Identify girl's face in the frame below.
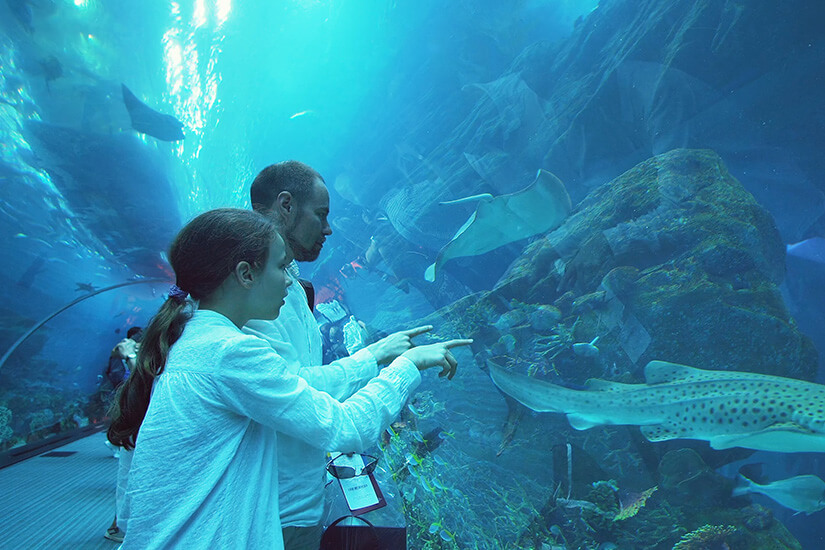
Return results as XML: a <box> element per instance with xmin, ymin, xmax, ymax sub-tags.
<box><xmin>250</xmin><ymin>235</ymin><xmax>292</xmax><ymax>320</ymax></box>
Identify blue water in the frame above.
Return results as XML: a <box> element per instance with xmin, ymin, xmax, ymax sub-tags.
<box><xmin>1</xmin><ymin>1</ymin><xmax>824</xmax><ymax>548</ymax></box>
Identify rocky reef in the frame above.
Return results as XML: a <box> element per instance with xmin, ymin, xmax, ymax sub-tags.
<box><xmin>411</xmin><ymin>149</ymin><xmax>815</xmax><ymax>549</ymax></box>
<box><xmin>439</xmin><ymin>149</ymin><xmax>817</xmax><ymax>383</ymax></box>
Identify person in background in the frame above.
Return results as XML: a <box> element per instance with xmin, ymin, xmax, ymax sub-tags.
<box><xmin>106</xmin><ymin>208</ymin><xmax>470</xmax><ymax>549</ymax></box>
<box><xmin>104</xmin><ymin>326</ymin><xmax>142</xmax><ymax>394</ymax></box>
<box><xmin>247</xmin><ymin>161</ymin><xmax>439</xmax><ymax>549</ymax></box>
<box><xmin>103</xmin><ymin>326</ymin><xmax>142</xmax><ymax>543</ymax></box>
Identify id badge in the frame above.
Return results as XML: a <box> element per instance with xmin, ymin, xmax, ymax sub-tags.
<box><xmin>333</xmin><ymin>454</ymin><xmax>387</xmax><ymax>515</ymax></box>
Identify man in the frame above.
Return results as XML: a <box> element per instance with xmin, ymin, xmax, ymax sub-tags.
<box><xmin>244</xmin><ymin>161</ymin><xmax>430</xmax><ymax>550</ymax></box>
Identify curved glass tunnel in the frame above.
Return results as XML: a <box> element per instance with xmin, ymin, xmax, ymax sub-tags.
<box><xmin>0</xmin><ymin>1</ymin><xmax>824</xmax><ymax>548</ymax></box>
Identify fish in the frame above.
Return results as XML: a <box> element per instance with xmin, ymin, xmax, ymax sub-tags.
<box><xmin>488</xmin><ymin>359</ymin><xmax>825</xmax><ymax>453</ymax></box>
<box><xmin>733</xmin><ymin>472</ymin><xmax>825</xmax><ymax>514</ymax></box>
<box><xmin>786</xmin><ymin>237</ymin><xmax>825</xmax><ymax>264</ymax></box>
<box><xmin>75</xmin><ymin>282</ymin><xmax>97</xmax><ymax>293</ymax></box>
<box><xmin>39</xmin><ymin>55</ymin><xmax>62</xmax><ymax>90</ymax></box>
<box><xmin>424</xmin><ymin>169</ymin><xmax>571</xmax><ymax>281</ymax></box>
<box><xmin>289</xmin><ymin>110</ymin><xmax>314</xmax><ymax>119</ymax></box>
<box><xmin>16</xmin><ymin>255</ymin><xmax>47</xmax><ymax>288</ymax></box>
<box><xmin>121</xmin><ymin>84</ymin><xmax>185</xmax><ymax>141</ymax></box>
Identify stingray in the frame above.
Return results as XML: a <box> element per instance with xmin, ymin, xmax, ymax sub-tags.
<box><xmin>489</xmin><ymin>359</ymin><xmax>825</xmax><ymax>453</ymax></box>
<box><xmin>424</xmin><ymin>169</ymin><xmax>571</xmax><ymax>281</ymax></box>
<box><xmin>121</xmin><ymin>84</ymin><xmax>185</xmax><ymax>141</ymax></box>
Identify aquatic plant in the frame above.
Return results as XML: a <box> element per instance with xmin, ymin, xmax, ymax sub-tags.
<box><xmin>381</xmin><ymin>423</ymin><xmax>543</xmax><ymax>549</ymax></box>
<box><xmin>672</xmin><ymin>524</ymin><xmax>738</xmax><ymax>550</ymax></box>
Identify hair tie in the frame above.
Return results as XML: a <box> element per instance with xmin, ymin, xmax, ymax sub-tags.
<box><xmin>169</xmin><ymin>284</ymin><xmax>188</xmax><ymax>304</ymax></box>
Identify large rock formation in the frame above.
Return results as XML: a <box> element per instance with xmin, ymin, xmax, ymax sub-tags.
<box><xmin>399</xmin><ymin>149</ymin><xmax>814</xmax><ymax>549</ymax></box>
<box><xmin>437</xmin><ymin>149</ymin><xmax>817</xmax><ymax>385</ymax></box>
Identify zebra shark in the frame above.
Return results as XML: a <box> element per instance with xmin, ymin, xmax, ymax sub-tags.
<box><xmin>488</xmin><ymin>359</ymin><xmax>825</xmax><ymax>453</ymax></box>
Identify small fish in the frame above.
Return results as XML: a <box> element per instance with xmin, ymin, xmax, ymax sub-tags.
<box><xmin>418</xmin><ymin>477</ymin><xmax>432</xmax><ymax>491</ymax></box>
<box><xmin>289</xmin><ymin>110</ymin><xmax>314</xmax><ymax>119</ymax></box>
<box><xmin>407</xmin><ymin>403</ymin><xmax>422</xmax><ymax>417</ymax></box>
<box><xmin>733</xmin><ymin>472</ymin><xmax>825</xmax><ymax>514</ymax></box>
<box><xmin>411</xmin><ymin>431</ymin><xmax>426</xmax><ymax>443</ymax></box>
<box><xmin>433</xmin><ymin>455</ymin><xmax>449</xmax><ymax>467</ymax></box>
<box><xmin>404</xmin><ymin>452</ymin><xmax>422</xmax><ymax>466</ymax></box>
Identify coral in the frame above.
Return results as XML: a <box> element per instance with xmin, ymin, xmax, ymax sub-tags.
<box><xmin>741</xmin><ymin>504</ymin><xmax>773</xmax><ymax>531</ymax></box>
<box><xmin>28</xmin><ymin>408</ymin><xmax>55</xmax><ymax>432</ymax></box>
<box><xmin>0</xmin><ymin>406</ymin><xmax>11</xmax><ymax>443</ymax></box>
<box><xmin>672</xmin><ymin>524</ymin><xmax>738</xmax><ymax>550</ymax></box>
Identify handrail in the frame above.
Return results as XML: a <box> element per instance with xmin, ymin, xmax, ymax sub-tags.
<box><xmin>0</xmin><ymin>278</ymin><xmax>169</xmax><ymax>371</ymax></box>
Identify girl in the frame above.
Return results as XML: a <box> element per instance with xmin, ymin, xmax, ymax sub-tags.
<box><xmin>107</xmin><ymin>208</ymin><xmax>470</xmax><ymax>549</ymax></box>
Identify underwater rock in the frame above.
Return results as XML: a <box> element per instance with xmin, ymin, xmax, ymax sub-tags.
<box><xmin>435</xmin><ymin>149</ymin><xmax>816</xmax><ymax>385</ymax></box>
<box><xmin>571</xmin><ymin>338</ymin><xmax>599</xmax><ymax>358</ymax></box>
<box><xmin>422</xmin><ymin>149</ymin><xmax>813</xmax><ymax>549</ymax></box>
<box><xmin>497</xmin><ymin>149</ymin><xmax>817</xmax><ymax>382</ymax></box>
<box><xmin>493</xmin><ymin>308</ymin><xmax>529</xmax><ymax>333</ymax></box>
<box><xmin>529</xmin><ymin>305</ymin><xmax>562</xmax><ymax>332</ymax></box>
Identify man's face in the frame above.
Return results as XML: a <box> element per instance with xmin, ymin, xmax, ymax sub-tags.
<box><xmin>287</xmin><ymin>178</ymin><xmax>332</xmax><ymax>262</ymax></box>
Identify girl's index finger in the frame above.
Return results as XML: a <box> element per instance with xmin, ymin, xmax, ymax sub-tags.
<box><xmin>443</xmin><ymin>338</ymin><xmax>474</xmax><ymax>349</ymax></box>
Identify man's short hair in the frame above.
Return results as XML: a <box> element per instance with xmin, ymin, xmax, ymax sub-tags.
<box><xmin>250</xmin><ymin>161</ymin><xmax>324</xmax><ymax>213</ymax></box>
<box><xmin>126</xmin><ymin>326</ymin><xmax>142</xmax><ymax>339</ymax></box>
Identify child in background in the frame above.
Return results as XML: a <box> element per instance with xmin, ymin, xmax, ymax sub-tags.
<box><xmin>107</xmin><ymin>208</ymin><xmax>470</xmax><ymax>549</ymax></box>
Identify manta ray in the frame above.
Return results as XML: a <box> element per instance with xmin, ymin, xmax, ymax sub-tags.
<box><xmin>424</xmin><ymin>169</ymin><xmax>571</xmax><ymax>281</ymax></box>
<box><xmin>121</xmin><ymin>84</ymin><xmax>185</xmax><ymax>141</ymax></box>
<box><xmin>488</xmin><ymin>359</ymin><xmax>825</xmax><ymax>453</ymax></box>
